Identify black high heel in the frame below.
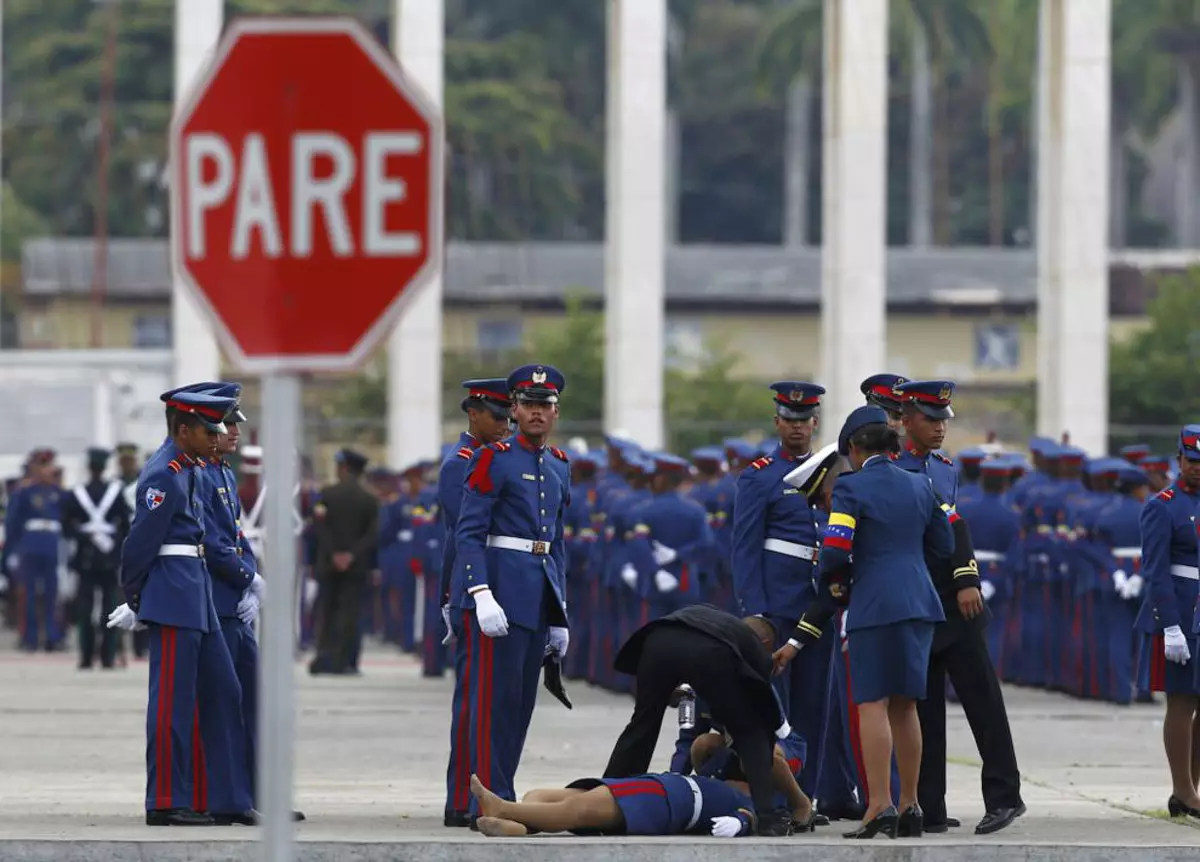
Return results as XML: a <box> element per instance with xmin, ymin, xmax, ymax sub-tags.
<box><xmin>1168</xmin><ymin>795</ymin><xmax>1200</xmax><ymax>819</ymax></box>
<box><xmin>897</xmin><ymin>804</ymin><xmax>924</xmax><ymax>837</ymax></box>
<box><xmin>842</xmin><ymin>806</ymin><xmax>898</xmax><ymax>839</ymax></box>
<box><xmin>792</xmin><ymin>810</ymin><xmax>819</xmax><ymax>833</ymax></box>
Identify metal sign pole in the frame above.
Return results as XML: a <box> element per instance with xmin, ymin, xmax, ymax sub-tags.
<box><xmin>260</xmin><ymin>371</ymin><xmax>299</xmax><ymax>862</ymax></box>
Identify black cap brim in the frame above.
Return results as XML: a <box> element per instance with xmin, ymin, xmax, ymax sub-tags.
<box><xmin>865</xmin><ymin>394</ymin><xmax>903</xmax><ymax>414</ymax></box>
<box><xmin>1180</xmin><ymin>451</ymin><xmax>1200</xmax><ymax>462</ymax></box>
<box><xmin>911</xmin><ymin>403</ymin><xmax>954</xmax><ymax>420</ymax></box>
<box><xmin>461</xmin><ymin>396</ymin><xmax>511</xmax><ymax>417</ymax></box>
<box><xmin>515</xmin><ymin>389</ymin><xmax>559</xmax><ymax>404</ymax></box>
<box><xmin>226</xmin><ymin>407</ymin><xmax>247</xmax><ymax>423</ymax></box>
<box><xmin>198</xmin><ymin>417</ymin><xmax>228</xmax><ymax>434</ymax></box>
<box><xmin>777</xmin><ymin>404</ymin><xmax>817</xmax><ymax>421</ymax></box>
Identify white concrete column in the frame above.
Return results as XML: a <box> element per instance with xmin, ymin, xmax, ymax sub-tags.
<box><xmin>605</xmin><ymin>0</ymin><xmax>667</xmax><ymax>449</ymax></box>
<box><xmin>171</xmin><ymin>0</ymin><xmax>221</xmax><ymax>385</ymax></box>
<box><xmin>819</xmin><ymin>0</ymin><xmax>889</xmax><ymax>436</ymax></box>
<box><xmin>1035</xmin><ymin>0</ymin><xmax>1111</xmax><ymax>454</ymax></box>
<box><xmin>389</xmin><ymin>0</ymin><xmax>444</xmax><ymax>467</ymax></box>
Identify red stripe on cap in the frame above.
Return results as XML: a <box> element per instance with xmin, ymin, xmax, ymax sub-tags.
<box><xmin>468</xmin><ymin>388</ymin><xmax>509</xmax><ymax>401</ymax></box>
<box><xmin>905</xmin><ymin>391</ymin><xmax>950</xmax><ymax>405</ymax></box>
<box><xmin>166</xmin><ymin>400</ymin><xmax>225</xmax><ymax>421</ymax></box>
<box><xmin>870</xmin><ymin>384</ymin><xmax>897</xmax><ymax>398</ymax></box>
<box><xmin>775</xmin><ymin>395</ymin><xmax>821</xmax><ymax>406</ymax></box>
<box><xmin>514</xmin><ymin>380</ymin><xmax>558</xmax><ymax>391</ymax></box>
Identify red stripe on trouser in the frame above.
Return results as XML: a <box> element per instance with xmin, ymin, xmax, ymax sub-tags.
<box><xmin>843</xmin><ymin>639</ymin><xmax>870</xmax><ymax>807</ymax></box>
<box><xmin>156</xmin><ymin>627</ymin><xmax>177</xmax><ymax>809</ymax></box>
<box><xmin>155</xmin><ymin>628</ymin><xmax>168</xmax><ymax>809</ymax></box>
<box><xmin>680</xmin><ymin>565</ymin><xmax>690</xmax><ymax>593</ymax></box>
<box><xmin>1086</xmin><ymin>594</ymin><xmax>1099</xmax><ymax>697</ymax></box>
<box><xmin>455</xmin><ymin>613</ymin><xmax>472</xmax><ymax>810</ymax></box>
<box><xmin>610</xmin><ymin>780</ymin><xmax>666</xmax><ymax>797</ymax></box>
<box><xmin>192</xmin><ymin>707</ymin><xmax>207</xmax><ymax>812</ymax></box>
<box><xmin>1150</xmin><ymin>634</ymin><xmax>1166</xmax><ymax>692</ymax></box>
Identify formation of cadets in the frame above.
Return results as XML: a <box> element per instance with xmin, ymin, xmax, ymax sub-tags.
<box><xmin>5</xmin><ymin>363</ymin><xmax>1200</xmax><ymax>833</ymax></box>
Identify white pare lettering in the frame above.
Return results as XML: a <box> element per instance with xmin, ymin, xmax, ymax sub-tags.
<box><xmin>184</xmin><ymin>131</ymin><xmax>426</xmax><ymax>260</ymax></box>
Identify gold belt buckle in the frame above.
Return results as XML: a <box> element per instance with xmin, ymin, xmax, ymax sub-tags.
<box><xmin>197</xmin><ymin>545</ymin><xmax>206</xmax><ymax>557</ymax></box>
<box><xmin>531</xmin><ymin>540</ymin><xmax>548</xmax><ymax>556</ymax></box>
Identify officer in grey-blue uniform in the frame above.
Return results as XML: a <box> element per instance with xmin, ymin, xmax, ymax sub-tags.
<box><xmin>5</xmin><ymin>449</ymin><xmax>64</xmax><ymax>651</ymax></box>
<box><xmin>449</xmin><ymin>364</ymin><xmax>571</xmax><ymax>815</ymax></box>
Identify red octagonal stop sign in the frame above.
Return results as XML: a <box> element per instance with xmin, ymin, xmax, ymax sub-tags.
<box><xmin>169</xmin><ymin>17</ymin><xmax>443</xmax><ymax>373</ymax></box>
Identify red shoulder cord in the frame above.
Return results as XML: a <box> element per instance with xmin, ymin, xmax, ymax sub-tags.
<box><xmin>467</xmin><ymin>447</ymin><xmax>497</xmax><ymax>494</ymax></box>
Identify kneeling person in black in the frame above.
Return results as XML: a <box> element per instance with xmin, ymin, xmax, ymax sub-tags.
<box><xmin>603</xmin><ymin>604</ymin><xmax>793</xmax><ymax>835</ymax></box>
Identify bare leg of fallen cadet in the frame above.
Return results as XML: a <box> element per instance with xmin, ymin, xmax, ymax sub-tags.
<box><xmin>471</xmin><ymin>775</ymin><xmax>620</xmax><ymax>834</ymax></box>
<box><xmin>522</xmin><ymin>788</ymin><xmax>581</xmax><ymax>803</ymax></box>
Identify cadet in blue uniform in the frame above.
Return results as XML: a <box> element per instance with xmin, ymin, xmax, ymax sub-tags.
<box><xmin>563</xmin><ymin>453</ymin><xmax>599</xmax><ymax>680</ymax></box>
<box><xmin>441</xmin><ymin>377</ymin><xmax>512</xmax><ymax>828</ymax></box>
<box><xmin>691</xmin><ymin>726</ymin><xmax>814</xmax><ymax>829</ymax></box>
<box><xmin>449</xmin><ymin>364</ymin><xmax>571</xmax><ymax>815</ymax></box>
<box><xmin>110</xmin><ymin>389</ymin><xmax>251</xmax><ymax>827</ymax></box>
<box><xmin>1141</xmin><ymin>454</ymin><xmax>1173</xmax><ymax>494</ymax></box>
<box><xmin>470</xmin><ymin>771</ymin><xmax>757</xmax><ymax>838</ymax></box>
<box><xmin>955</xmin><ymin>449</ymin><xmax>987</xmax><ymax>508</ymax></box>
<box><xmin>625</xmin><ymin>453</ymin><xmax>712</xmax><ymax>621</ymax></box>
<box><xmin>1135</xmin><ymin>426</ymin><xmax>1200</xmax><ymax>818</ymax></box>
<box><xmin>730</xmin><ymin>381</ymin><xmax>830</xmax><ymax>799</ymax></box>
<box><xmin>777</xmin><ymin>406</ymin><xmax>952</xmax><ymax>840</ymax></box>
<box><xmin>860</xmin><ymin>373</ymin><xmax>908</xmax><ymax>429</ymax></box>
<box><xmin>5</xmin><ymin>449</ymin><xmax>64</xmax><ymax>651</ymax></box>
<box><xmin>1093</xmin><ymin>464</ymin><xmax>1148</xmax><ymax>704</ymax></box>
<box><xmin>892</xmin><ymin>380</ymin><xmax>960</xmax><ymax>505</ymax></box>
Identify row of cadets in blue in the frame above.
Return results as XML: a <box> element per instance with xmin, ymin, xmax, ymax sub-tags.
<box><xmin>441</xmin><ymin>378</ymin><xmax>513</xmax><ymax>827</ymax></box>
<box><xmin>1037</xmin><ymin>443</ymin><xmax>1087</xmax><ymax>691</ymax></box>
<box><xmin>408</xmin><ymin>459</ymin><xmax>446</xmax><ymax>677</ymax></box>
<box><xmin>890</xmin><ymin>379</ymin><xmax>959</xmax><ymax>506</ymax></box>
<box><xmin>4</xmin><ymin>448</ymin><xmax>63</xmax><ymax>650</ymax></box>
<box><xmin>562</xmin><ymin>451</ymin><xmax>601</xmax><ymax>681</ymax></box>
<box><xmin>954</xmin><ymin>448</ymin><xmax>989</xmax><ymax>508</ymax></box>
<box><xmin>582</xmin><ymin>436</ymin><xmax>632</xmax><ymax>690</ymax></box>
<box><xmin>624</xmin><ymin>452</ymin><xmax>713</xmax><ymax>621</ymax></box>
<box><xmin>686</xmin><ymin>446</ymin><xmax>728</xmax><ymax>608</ymax></box>
<box><xmin>122</xmin><ymin>388</ymin><xmax>251</xmax><ymax>825</ymax></box>
<box><xmin>448</xmin><ymin>363</ymin><xmax>571</xmax><ymax>815</ymax></box>
<box><xmin>1136</xmin><ymin>426</ymin><xmax>1200</xmax><ymax>697</ymax></box>
<box><xmin>611</xmin><ymin>453</ymin><xmax>656</xmax><ymax>672</ymax></box>
<box><xmin>730</xmin><ymin>380</ymin><xmax>830</xmax><ymax>799</ymax></box>
<box><xmin>375</xmin><ymin>469</ymin><xmax>413</xmax><ymax>650</ymax></box>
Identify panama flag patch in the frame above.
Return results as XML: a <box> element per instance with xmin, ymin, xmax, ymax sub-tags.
<box><xmin>145</xmin><ymin>487</ymin><xmax>166</xmax><ymax>511</ymax></box>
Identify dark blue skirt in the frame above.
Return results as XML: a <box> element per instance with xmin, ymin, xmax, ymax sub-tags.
<box><xmin>1136</xmin><ymin>632</ymin><xmax>1200</xmax><ymax>695</ymax></box>
<box><xmin>847</xmin><ymin>621</ymin><xmax>936</xmax><ymax>704</ymax></box>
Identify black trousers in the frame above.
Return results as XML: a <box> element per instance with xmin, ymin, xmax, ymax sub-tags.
<box><xmin>316</xmin><ymin>570</ymin><xmax>367</xmax><ymax>670</ymax></box>
<box><xmin>603</xmin><ymin>626</ymin><xmax>777</xmax><ymax>816</ymax></box>
<box><xmin>917</xmin><ymin>621</ymin><xmax>1023</xmax><ymax>821</ymax></box>
<box><xmin>77</xmin><ymin>566</ymin><xmax>119</xmax><ymax>667</ymax></box>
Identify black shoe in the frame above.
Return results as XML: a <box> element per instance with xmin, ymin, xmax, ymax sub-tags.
<box><xmin>444</xmin><ymin>810</ymin><xmax>474</xmax><ymax>828</ymax></box>
<box><xmin>975</xmin><ymin>803</ymin><xmax>1026</xmax><ymax>835</ymax></box>
<box><xmin>811</xmin><ymin>813</ymin><xmax>830</xmax><ymax>827</ymax></box>
<box><xmin>78</xmin><ymin>661</ymin><xmax>93</xmax><ymax>670</ymax></box>
<box><xmin>1168</xmin><ymin>796</ymin><xmax>1200</xmax><ymax>819</ymax></box>
<box><xmin>945</xmin><ymin>816</ymin><xmax>961</xmax><ymax>828</ymax></box>
<box><xmin>146</xmin><ymin>808</ymin><xmax>214</xmax><ymax>826</ymax></box>
<box><xmin>791</xmin><ymin>811</ymin><xmax>819</xmax><ymax>833</ymax></box>
<box><xmin>212</xmin><ymin>809</ymin><xmax>259</xmax><ymax>826</ymax></box>
<box><xmin>843</xmin><ymin>807</ymin><xmax>898</xmax><ymax>839</ymax></box>
<box><xmin>756</xmin><ymin>811</ymin><xmax>792</xmax><ymax>836</ymax></box>
<box><xmin>897</xmin><ymin>804</ymin><xmax>923</xmax><ymax>837</ymax></box>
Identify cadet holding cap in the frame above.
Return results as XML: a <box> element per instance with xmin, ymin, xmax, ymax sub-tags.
<box><xmin>1134</xmin><ymin>425</ymin><xmax>1200</xmax><ymax>819</ymax></box>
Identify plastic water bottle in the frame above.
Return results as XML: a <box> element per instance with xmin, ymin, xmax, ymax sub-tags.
<box><xmin>677</xmin><ymin>684</ymin><xmax>696</xmax><ymax>730</ymax></box>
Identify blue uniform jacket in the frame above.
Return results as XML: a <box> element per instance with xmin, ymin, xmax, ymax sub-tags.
<box><xmin>1094</xmin><ymin>495</ymin><xmax>1145</xmax><ymax>596</ymax></box>
<box><xmin>200</xmin><ymin>458</ymin><xmax>257</xmax><ymax>618</ymax></box>
<box><xmin>626</xmin><ymin>490</ymin><xmax>713</xmax><ymax>611</ymax></box>
<box><xmin>806</xmin><ymin>456</ymin><xmax>951</xmax><ymax>634</ymax></box>
<box><xmin>731</xmin><ymin>447</ymin><xmax>824</xmax><ymax>621</ymax></box>
<box><xmin>606</xmin><ymin>486</ymin><xmax>651</xmax><ymax>593</ymax></box>
<box><xmin>415</xmin><ymin>486</ymin><xmax>442</xmax><ymax>577</ymax></box>
<box><xmin>1135</xmin><ymin>484</ymin><xmax>1200</xmax><ymax>633</ymax></box>
<box><xmin>451</xmin><ymin>435</ymin><xmax>571</xmax><ymax>631</ymax></box>
<box><xmin>893</xmin><ymin>444</ymin><xmax>959</xmax><ymax>507</ymax></box>
<box><xmin>438</xmin><ymin>432</ymin><xmax>483</xmax><ymax>600</ymax></box>
<box><xmin>119</xmin><ymin>443</ymin><xmax>217</xmax><ymax>633</ymax></box>
<box><xmin>958</xmin><ymin>492</ymin><xmax>1020</xmax><ymax>603</ymax></box>
<box><xmin>4</xmin><ymin>482</ymin><xmax>64</xmax><ymax>567</ymax></box>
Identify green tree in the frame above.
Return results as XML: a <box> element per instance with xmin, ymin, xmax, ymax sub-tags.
<box><xmin>1110</xmin><ymin>268</ymin><xmax>1200</xmax><ymax>429</ymax></box>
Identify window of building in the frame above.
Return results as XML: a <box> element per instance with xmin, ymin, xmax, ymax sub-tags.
<box><xmin>974</xmin><ymin>323</ymin><xmax>1020</xmax><ymax>370</ymax></box>
<box><xmin>133</xmin><ymin>314</ymin><xmax>171</xmax><ymax>349</ymax></box>
<box><xmin>476</xmin><ymin>319</ymin><xmax>523</xmax><ymax>356</ymax></box>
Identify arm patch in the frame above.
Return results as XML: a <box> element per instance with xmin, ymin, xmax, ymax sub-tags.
<box><xmin>1157</xmin><ymin>489</ymin><xmax>1175</xmax><ymax>502</ymax></box>
<box><xmin>456</xmin><ymin>447</ymin><xmax>473</xmax><ymax>460</ymax></box>
<box><xmin>550</xmin><ymin>447</ymin><xmax>569</xmax><ymax>462</ymax></box>
<box><xmin>167</xmin><ymin>460</ymin><xmax>181</xmax><ymax>474</ymax></box>
<box><xmin>749</xmin><ymin>456</ymin><xmax>774</xmax><ymax>471</ymax></box>
<box><xmin>932</xmin><ymin>451</ymin><xmax>953</xmax><ymax>465</ymax></box>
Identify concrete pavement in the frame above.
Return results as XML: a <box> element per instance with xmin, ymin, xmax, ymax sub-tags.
<box><xmin>0</xmin><ymin>643</ymin><xmax>1197</xmax><ymax>860</ymax></box>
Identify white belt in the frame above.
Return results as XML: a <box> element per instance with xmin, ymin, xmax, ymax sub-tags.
<box><xmin>158</xmin><ymin>544</ymin><xmax>204</xmax><ymax>558</ymax></box>
<box><xmin>1112</xmin><ymin>547</ymin><xmax>1142</xmax><ymax>560</ymax></box>
<box><xmin>681</xmin><ymin>774</ymin><xmax>703</xmax><ymax>831</ymax></box>
<box><xmin>1171</xmin><ymin>564</ymin><xmax>1199</xmax><ymax>581</ymax></box>
<box><xmin>25</xmin><ymin>519</ymin><xmax>60</xmax><ymax>532</ymax></box>
<box><xmin>974</xmin><ymin>550</ymin><xmax>1005</xmax><ymax>563</ymax></box>
<box><xmin>487</xmin><ymin>535</ymin><xmax>550</xmax><ymax>556</ymax></box>
<box><xmin>764</xmin><ymin>538</ymin><xmax>817</xmax><ymax>561</ymax></box>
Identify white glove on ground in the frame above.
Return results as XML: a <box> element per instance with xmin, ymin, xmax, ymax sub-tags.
<box><xmin>249</xmin><ymin>573</ymin><xmax>266</xmax><ymax>600</ymax></box>
<box><xmin>711</xmin><ymin>816</ymin><xmax>742</xmax><ymax>838</ymax></box>
<box><xmin>621</xmin><ymin>563</ymin><xmax>638</xmax><ymax>589</ymax></box>
<box><xmin>1124</xmin><ymin>574</ymin><xmax>1144</xmax><ymax>599</ymax></box>
<box><xmin>547</xmin><ymin>626</ymin><xmax>570</xmax><ymax>657</ymax></box>
<box><xmin>441</xmin><ymin>605</ymin><xmax>455</xmax><ymax>646</ymax></box>
<box><xmin>107</xmin><ymin>603</ymin><xmax>145</xmax><ymax>631</ymax></box>
<box><xmin>236</xmin><ymin>591</ymin><xmax>261</xmax><ymax>625</ymax></box>
<box><xmin>1164</xmin><ymin>625</ymin><xmax>1191</xmax><ymax>665</ymax></box>
<box><xmin>654</xmin><ymin>570</ymin><xmax>679</xmax><ymax>593</ymax></box>
<box><xmin>980</xmin><ymin>580</ymin><xmax>996</xmax><ymax>602</ymax></box>
<box><xmin>651</xmin><ymin>541</ymin><xmax>677</xmax><ymax>566</ymax></box>
<box><xmin>471</xmin><ymin>588</ymin><xmax>509</xmax><ymax>638</ymax></box>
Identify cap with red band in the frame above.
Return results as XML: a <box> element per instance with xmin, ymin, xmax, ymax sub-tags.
<box><xmin>894</xmin><ymin>379</ymin><xmax>956</xmax><ymax>420</ymax></box>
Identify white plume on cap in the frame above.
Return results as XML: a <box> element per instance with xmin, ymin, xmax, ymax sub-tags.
<box><xmin>608</xmin><ymin>428</ymin><xmax>633</xmax><ymax>442</ymax></box>
<box><xmin>783</xmin><ymin>442</ymin><xmax>840</xmax><ymax>495</ymax></box>
<box><xmin>568</xmin><ymin>437</ymin><xmax>589</xmax><ymax>454</ymax></box>
<box><xmin>241</xmin><ymin>445</ymin><xmax>264</xmax><ymax>461</ymax></box>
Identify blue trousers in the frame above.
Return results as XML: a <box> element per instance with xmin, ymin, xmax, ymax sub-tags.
<box><xmin>219</xmin><ymin>618</ymin><xmax>258</xmax><ymax>803</ymax></box>
<box><xmin>422</xmin><ymin>568</ymin><xmax>447</xmax><ymax>677</ymax></box>
<box><xmin>820</xmin><ymin>634</ymin><xmax>875</xmax><ymax>811</ymax></box>
<box><xmin>398</xmin><ymin>569</ymin><xmax>417</xmax><ymax>652</ymax></box>
<box><xmin>1105</xmin><ymin>593</ymin><xmax>1137</xmax><ymax>704</ymax></box>
<box><xmin>146</xmin><ymin>624</ymin><xmax>251</xmax><ymax>814</ymax></box>
<box><xmin>768</xmin><ymin>614</ymin><xmax>833</xmax><ymax>797</ymax></box>
<box><xmin>20</xmin><ymin>557</ymin><xmax>60</xmax><ymax>649</ymax></box>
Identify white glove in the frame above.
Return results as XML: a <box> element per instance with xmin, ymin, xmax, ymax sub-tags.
<box><xmin>1112</xmin><ymin>569</ymin><xmax>1128</xmax><ymax>594</ymax></box>
<box><xmin>303</xmin><ymin>578</ymin><xmax>318</xmax><ymax>605</ymax></box>
<box><xmin>236</xmin><ymin>591</ymin><xmax>261</xmax><ymax>625</ymax></box>
<box><xmin>651</xmin><ymin>540</ymin><xmax>677</xmax><ymax>566</ymax></box>
<box><xmin>711</xmin><ymin>816</ymin><xmax>742</xmax><ymax>838</ymax></box>
<box><xmin>107</xmin><ymin>603</ymin><xmax>144</xmax><ymax>631</ymax></box>
<box><xmin>654</xmin><ymin>570</ymin><xmax>679</xmax><ymax>593</ymax></box>
<box><xmin>1125</xmin><ymin>574</ymin><xmax>1144</xmax><ymax>599</ymax></box>
<box><xmin>398</xmin><ymin>530</ymin><xmax>414</xmax><ymax>542</ymax></box>
<box><xmin>839</xmin><ymin>610</ymin><xmax>849</xmax><ymax>640</ymax></box>
<box><xmin>441</xmin><ymin>605</ymin><xmax>455</xmax><ymax>646</ymax></box>
<box><xmin>980</xmin><ymin>580</ymin><xmax>997</xmax><ymax>602</ymax></box>
<box><xmin>547</xmin><ymin>626</ymin><xmax>570</xmax><ymax>657</ymax></box>
<box><xmin>1164</xmin><ymin>625</ymin><xmax>1191</xmax><ymax>665</ymax></box>
<box><xmin>249</xmin><ymin>573</ymin><xmax>266</xmax><ymax>599</ymax></box>
<box><xmin>621</xmin><ymin>563</ymin><xmax>638</xmax><ymax>589</ymax></box>
<box><xmin>471</xmin><ymin>588</ymin><xmax>509</xmax><ymax>638</ymax></box>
